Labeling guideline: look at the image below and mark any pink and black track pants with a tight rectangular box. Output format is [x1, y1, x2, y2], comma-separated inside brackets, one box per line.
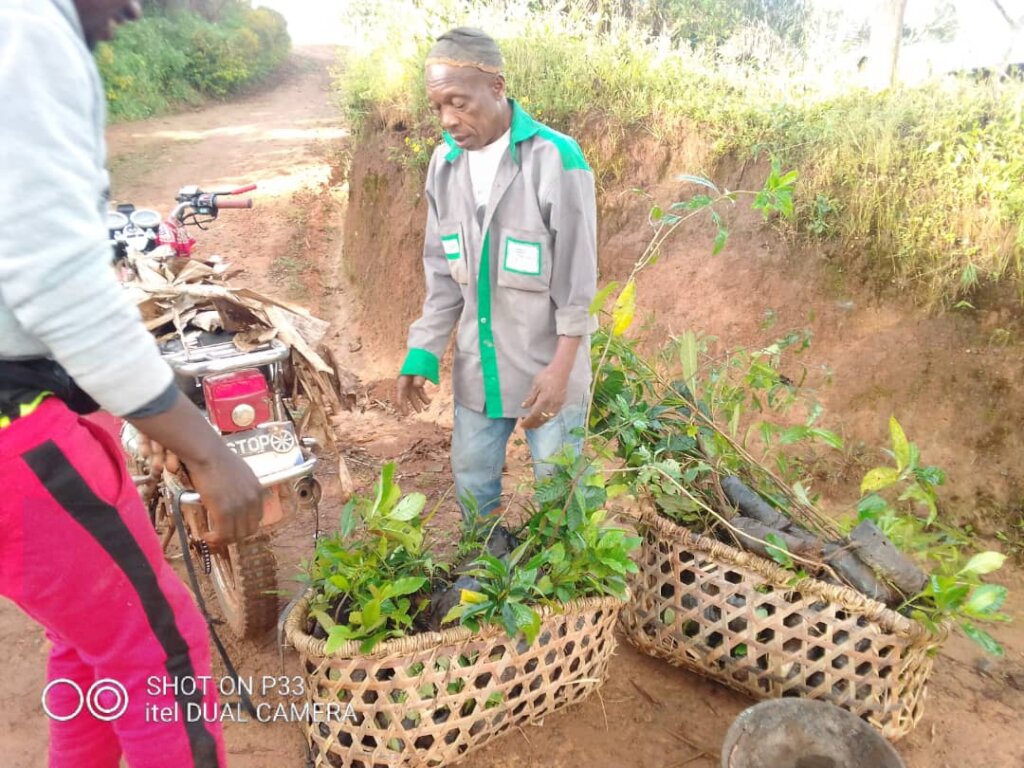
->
[0, 398, 226, 767]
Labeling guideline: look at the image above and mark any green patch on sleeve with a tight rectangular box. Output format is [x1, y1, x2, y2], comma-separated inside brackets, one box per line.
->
[400, 348, 440, 385]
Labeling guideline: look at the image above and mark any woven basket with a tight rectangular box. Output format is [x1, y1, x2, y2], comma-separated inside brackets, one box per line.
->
[620, 508, 941, 741]
[286, 592, 623, 767]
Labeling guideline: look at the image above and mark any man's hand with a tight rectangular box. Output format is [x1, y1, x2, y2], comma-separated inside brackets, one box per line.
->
[188, 451, 264, 549]
[130, 389, 263, 549]
[396, 375, 431, 415]
[520, 336, 582, 430]
[520, 364, 571, 430]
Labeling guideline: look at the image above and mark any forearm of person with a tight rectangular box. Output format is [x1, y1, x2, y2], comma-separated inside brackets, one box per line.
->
[402, 179, 464, 383]
[127, 390, 229, 469]
[549, 335, 582, 376]
[132, 388, 263, 546]
[548, 162, 599, 340]
[403, 284, 463, 383]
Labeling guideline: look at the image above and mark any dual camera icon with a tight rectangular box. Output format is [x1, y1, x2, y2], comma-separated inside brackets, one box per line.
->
[41, 678, 130, 722]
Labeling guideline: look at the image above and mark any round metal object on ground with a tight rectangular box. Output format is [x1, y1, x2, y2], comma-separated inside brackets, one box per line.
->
[721, 699, 906, 768]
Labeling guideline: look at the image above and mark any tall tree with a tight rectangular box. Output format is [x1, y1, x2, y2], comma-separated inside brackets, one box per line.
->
[988, 0, 1019, 29]
[865, 0, 908, 89]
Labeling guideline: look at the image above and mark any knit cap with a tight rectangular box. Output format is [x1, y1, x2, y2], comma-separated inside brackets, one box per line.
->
[425, 27, 504, 74]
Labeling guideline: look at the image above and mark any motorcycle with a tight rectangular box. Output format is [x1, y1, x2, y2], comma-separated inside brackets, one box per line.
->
[100, 183, 322, 638]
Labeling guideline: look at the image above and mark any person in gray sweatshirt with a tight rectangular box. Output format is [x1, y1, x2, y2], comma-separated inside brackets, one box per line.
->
[0, 3, 261, 765]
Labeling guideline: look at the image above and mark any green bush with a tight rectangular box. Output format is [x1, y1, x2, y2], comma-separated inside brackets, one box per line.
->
[97, 3, 290, 119]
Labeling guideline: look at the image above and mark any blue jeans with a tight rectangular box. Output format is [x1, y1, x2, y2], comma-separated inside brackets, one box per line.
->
[451, 400, 586, 517]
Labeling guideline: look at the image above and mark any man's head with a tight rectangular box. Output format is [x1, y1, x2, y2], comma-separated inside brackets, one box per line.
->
[425, 28, 510, 151]
[72, 1, 142, 48]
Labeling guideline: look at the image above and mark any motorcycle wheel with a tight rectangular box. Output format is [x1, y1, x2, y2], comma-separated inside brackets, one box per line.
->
[209, 536, 278, 638]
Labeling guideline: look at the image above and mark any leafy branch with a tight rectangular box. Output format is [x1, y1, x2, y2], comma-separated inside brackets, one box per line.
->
[586, 161, 799, 443]
[853, 419, 1010, 654]
[303, 463, 441, 654]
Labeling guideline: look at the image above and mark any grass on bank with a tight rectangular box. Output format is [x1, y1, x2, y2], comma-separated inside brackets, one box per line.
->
[337, 7, 1024, 308]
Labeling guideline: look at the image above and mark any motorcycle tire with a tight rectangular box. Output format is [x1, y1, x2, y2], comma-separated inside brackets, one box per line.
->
[209, 536, 278, 639]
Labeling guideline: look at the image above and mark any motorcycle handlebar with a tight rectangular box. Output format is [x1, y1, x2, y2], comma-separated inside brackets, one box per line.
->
[168, 183, 257, 221]
[213, 197, 253, 209]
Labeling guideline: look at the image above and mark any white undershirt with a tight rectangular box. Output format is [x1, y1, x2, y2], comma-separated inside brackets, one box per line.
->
[467, 127, 511, 226]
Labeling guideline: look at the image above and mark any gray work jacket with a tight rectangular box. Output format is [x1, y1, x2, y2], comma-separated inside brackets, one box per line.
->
[401, 100, 598, 419]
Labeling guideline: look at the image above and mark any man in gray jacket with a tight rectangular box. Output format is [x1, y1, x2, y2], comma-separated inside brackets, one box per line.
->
[0, 2, 261, 765]
[397, 28, 597, 517]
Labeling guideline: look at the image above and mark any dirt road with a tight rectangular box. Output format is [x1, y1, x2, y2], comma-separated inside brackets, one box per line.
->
[0, 48, 1021, 768]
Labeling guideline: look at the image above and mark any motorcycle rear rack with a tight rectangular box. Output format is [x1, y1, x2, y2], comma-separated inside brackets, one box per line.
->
[162, 338, 291, 377]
